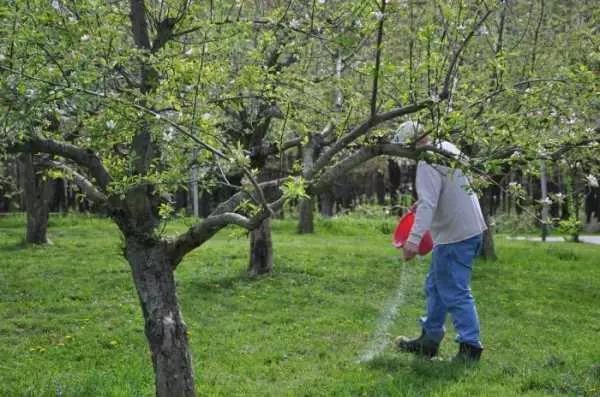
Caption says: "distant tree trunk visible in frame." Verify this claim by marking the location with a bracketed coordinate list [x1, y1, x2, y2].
[299, 137, 317, 234]
[319, 192, 334, 217]
[411, 165, 418, 201]
[479, 194, 497, 260]
[374, 169, 385, 205]
[197, 191, 212, 218]
[248, 217, 274, 276]
[388, 159, 401, 212]
[572, 165, 582, 243]
[22, 153, 51, 244]
[0, 158, 17, 212]
[480, 224, 497, 260]
[125, 238, 195, 397]
[48, 178, 67, 213]
[298, 197, 314, 234]
[540, 162, 549, 241]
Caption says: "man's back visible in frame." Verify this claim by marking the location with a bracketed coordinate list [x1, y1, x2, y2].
[409, 161, 487, 246]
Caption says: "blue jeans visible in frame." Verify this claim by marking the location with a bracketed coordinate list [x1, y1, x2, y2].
[420, 234, 483, 348]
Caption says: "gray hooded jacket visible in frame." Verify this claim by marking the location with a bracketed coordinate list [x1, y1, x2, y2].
[408, 156, 487, 247]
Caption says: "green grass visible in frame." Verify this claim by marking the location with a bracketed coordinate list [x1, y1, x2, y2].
[1, 214, 599, 396]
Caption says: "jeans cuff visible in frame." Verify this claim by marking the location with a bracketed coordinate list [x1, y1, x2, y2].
[420, 317, 445, 343]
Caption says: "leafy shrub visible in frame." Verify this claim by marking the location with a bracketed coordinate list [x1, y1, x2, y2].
[492, 213, 539, 235]
[558, 216, 583, 242]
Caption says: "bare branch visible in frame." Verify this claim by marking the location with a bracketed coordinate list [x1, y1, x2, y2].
[313, 99, 433, 175]
[7, 137, 111, 190]
[530, 0, 545, 74]
[370, 0, 386, 117]
[38, 159, 107, 203]
[280, 137, 303, 152]
[211, 178, 286, 215]
[441, 8, 494, 99]
[167, 196, 285, 267]
[549, 138, 600, 160]
[312, 143, 416, 193]
[312, 141, 472, 194]
[465, 78, 567, 109]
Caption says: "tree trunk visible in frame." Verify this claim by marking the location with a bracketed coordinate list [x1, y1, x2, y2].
[480, 225, 497, 260]
[572, 166, 581, 243]
[125, 239, 196, 397]
[22, 153, 51, 244]
[479, 195, 497, 260]
[299, 136, 317, 234]
[298, 197, 314, 234]
[319, 192, 334, 217]
[374, 170, 386, 205]
[248, 217, 274, 276]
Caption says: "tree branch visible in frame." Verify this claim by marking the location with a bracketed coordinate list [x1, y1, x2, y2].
[313, 99, 433, 175]
[167, 196, 285, 268]
[311, 143, 416, 193]
[311, 141, 473, 194]
[38, 159, 107, 203]
[7, 137, 111, 190]
[0, 65, 228, 161]
[370, 0, 386, 117]
[441, 8, 493, 99]
[211, 178, 286, 215]
[465, 78, 567, 109]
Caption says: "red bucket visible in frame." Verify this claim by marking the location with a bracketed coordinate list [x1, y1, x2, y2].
[393, 210, 433, 255]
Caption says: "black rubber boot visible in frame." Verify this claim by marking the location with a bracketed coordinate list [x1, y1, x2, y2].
[394, 331, 439, 358]
[453, 342, 483, 363]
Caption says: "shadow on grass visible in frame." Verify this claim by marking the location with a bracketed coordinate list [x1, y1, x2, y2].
[363, 353, 473, 394]
[185, 269, 276, 293]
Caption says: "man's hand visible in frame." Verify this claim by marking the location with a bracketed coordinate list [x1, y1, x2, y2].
[410, 201, 419, 212]
[402, 241, 419, 262]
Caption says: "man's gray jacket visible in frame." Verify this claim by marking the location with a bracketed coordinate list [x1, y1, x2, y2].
[408, 160, 487, 247]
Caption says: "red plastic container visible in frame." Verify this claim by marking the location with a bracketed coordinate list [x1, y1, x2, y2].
[392, 210, 433, 255]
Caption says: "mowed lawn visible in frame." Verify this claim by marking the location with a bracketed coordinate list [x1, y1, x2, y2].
[1, 214, 599, 397]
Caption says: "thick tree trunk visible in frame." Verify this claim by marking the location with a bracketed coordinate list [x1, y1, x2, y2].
[125, 239, 196, 397]
[298, 197, 314, 234]
[22, 153, 51, 244]
[248, 217, 274, 276]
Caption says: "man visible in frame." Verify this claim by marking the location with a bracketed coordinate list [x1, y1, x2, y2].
[393, 121, 487, 362]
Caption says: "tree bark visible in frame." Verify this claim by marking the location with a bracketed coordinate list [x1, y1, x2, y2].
[22, 153, 51, 244]
[374, 169, 386, 205]
[299, 136, 317, 234]
[248, 217, 274, 276]
[298, 197, 314, 234]
[479, 195, 497, 260]
[125, 238, 196, 397]
[319, 192, 334, 217]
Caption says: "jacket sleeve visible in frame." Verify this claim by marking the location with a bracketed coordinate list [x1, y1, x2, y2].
[408, 161, 442, 246]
